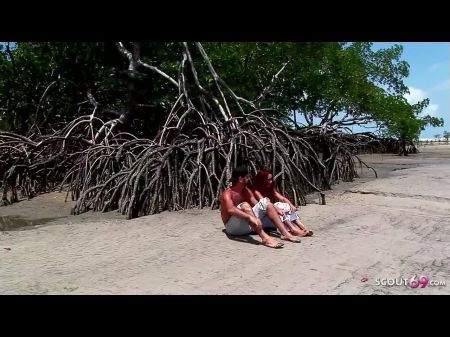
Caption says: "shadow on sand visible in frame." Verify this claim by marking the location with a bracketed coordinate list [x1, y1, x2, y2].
[222, 229, 262, 246]
[222, 229, 282, 246]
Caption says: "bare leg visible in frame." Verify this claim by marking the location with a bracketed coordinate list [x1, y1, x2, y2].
[265, 202, 301, 243]
[293, 218, 313, 236]
[273, 204, 303, 235]
[240, 203, 283, 248]
[273, 205, 304, 236]
[284, 219, 308, 236]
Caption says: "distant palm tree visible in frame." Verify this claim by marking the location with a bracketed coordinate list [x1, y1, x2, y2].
[434, 134, 441, 142]
[443, 131, 450, 144]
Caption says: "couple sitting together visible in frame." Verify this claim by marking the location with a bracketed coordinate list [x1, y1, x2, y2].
[220, 166, 313, 249]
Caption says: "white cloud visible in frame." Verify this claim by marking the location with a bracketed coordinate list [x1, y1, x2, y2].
[404, 87, 440, 117]
[430, 79, 450, 92]
[404, 87, 427, 104]
[422, 103, 439, 117]
[429, 62, 443, 71]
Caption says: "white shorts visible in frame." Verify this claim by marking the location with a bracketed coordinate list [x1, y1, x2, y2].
[225, 198, 275, 235]
[274, 202, 299, 222]
[259, 202, 299, 230]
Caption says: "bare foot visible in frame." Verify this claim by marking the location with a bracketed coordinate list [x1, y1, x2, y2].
[280, 235, 301, 243]
[262, 238, 284, 249]
[296, 229, 310, 237]
[293, 224, 312, 237]
[289, 227, 305, 236]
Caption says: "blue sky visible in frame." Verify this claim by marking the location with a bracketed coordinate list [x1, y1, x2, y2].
[373, 42, 449, 138]
[295, 42, 449, 138]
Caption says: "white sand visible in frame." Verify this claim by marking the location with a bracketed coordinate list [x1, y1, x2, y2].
[1, 145, 449, 294]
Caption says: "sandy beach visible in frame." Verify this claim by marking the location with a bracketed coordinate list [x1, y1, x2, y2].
[1, 144, 449, 294]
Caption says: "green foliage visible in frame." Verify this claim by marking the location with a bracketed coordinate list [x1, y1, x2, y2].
[0, 42, 180, 136]
[443, 131, 450, 141]
[1, 42, 119, 133]
[0, 42, 444, 141]
[202, 42, 430, 136]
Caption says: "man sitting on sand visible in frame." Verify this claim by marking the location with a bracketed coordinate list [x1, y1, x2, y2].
[220, 166, 301, 248]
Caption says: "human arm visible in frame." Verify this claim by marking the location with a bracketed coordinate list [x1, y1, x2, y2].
[243, 187, 259, 207]
[221, 189, 257, 221]
[274, 190, 297, 212]
[248, 188, 284, 215]
[253, 189, 264, 201]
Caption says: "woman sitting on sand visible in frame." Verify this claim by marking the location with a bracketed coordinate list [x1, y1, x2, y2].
[249, 168, 313, 237]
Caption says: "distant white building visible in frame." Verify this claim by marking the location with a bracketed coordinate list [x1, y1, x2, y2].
[418, 138, 448, 142]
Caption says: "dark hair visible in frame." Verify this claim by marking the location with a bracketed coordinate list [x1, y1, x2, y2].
[250, 169, 276, 200]
[230, 166, 249, 183]
[257, 165, 272, 174]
